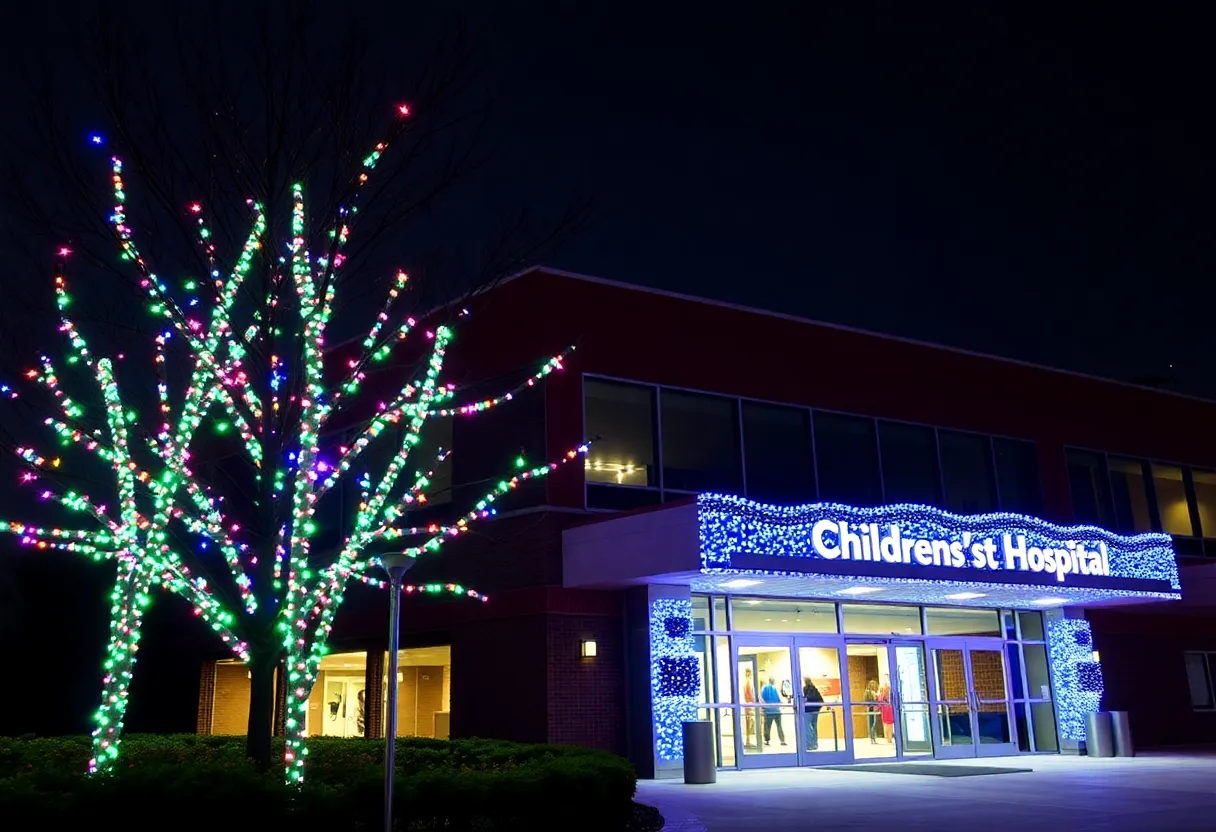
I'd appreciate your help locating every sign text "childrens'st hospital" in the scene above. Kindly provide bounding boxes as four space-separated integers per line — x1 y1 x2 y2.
810 520 1110 583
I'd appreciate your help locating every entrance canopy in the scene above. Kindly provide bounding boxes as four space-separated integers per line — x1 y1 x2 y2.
563 493 1181 609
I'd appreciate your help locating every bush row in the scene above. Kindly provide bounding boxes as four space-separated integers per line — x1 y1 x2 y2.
0 734 638 831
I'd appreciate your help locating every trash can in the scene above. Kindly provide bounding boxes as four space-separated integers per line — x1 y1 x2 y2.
1086 711 1115 758
682 721 716 784
1110 711 1134 757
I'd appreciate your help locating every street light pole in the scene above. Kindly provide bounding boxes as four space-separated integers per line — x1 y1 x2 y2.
381 554 414 832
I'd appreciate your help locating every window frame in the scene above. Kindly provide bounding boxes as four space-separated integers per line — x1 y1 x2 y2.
1184 651 1216 712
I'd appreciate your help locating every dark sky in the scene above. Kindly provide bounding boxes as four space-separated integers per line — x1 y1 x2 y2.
3 2 1213 394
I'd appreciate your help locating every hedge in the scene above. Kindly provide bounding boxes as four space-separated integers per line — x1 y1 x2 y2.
0 734 639 831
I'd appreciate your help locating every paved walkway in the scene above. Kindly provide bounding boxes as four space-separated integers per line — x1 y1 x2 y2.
636 753 1216 831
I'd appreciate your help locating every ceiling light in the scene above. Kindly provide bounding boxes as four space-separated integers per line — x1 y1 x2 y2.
741 600 760 605
945 592 987 601
721 578 762 589
837 586 882 596
1030 597 1068 606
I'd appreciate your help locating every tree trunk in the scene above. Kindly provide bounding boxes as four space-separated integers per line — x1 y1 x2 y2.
89 559 153 774
245 648 278 768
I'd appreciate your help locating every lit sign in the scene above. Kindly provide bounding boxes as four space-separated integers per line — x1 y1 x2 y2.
697 494 1180 590
810 520 1109 583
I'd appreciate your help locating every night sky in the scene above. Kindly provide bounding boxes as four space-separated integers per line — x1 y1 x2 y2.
0 2 1211 736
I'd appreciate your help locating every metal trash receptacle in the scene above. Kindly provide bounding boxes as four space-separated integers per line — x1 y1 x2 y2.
682 721 716 784
1086 711 1115 758
1110 711 1134 757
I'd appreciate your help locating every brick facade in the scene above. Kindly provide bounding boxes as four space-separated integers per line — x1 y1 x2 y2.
196 660 216 734
546 612 625 754
211 661 252 735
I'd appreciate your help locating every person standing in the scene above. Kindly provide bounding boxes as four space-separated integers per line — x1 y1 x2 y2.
743 668 758 749
802 677 824 751
864 679 879 744
879 681 895 742
760 676 787 747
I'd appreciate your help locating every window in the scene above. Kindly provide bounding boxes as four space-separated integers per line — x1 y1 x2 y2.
877 421 941 505
841 603 922 635
924 607 1001 637
583 379 656 487
1185 653 1215 709
729 598 837 633
993 438 1043 516
813 412 881 506
1152 463 1195 536
939 431 996 514
1067 450 1115 528
660 390 743 493
1193 470 1216 539
741 402 815 504
1108 457 1153 533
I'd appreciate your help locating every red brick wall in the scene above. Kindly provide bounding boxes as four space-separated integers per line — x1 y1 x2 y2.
196 661 216 734
546 613 625 755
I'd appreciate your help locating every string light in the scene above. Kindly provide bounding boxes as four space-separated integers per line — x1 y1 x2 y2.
650 598 699 761
1047 617 1104 742
2 104 586 786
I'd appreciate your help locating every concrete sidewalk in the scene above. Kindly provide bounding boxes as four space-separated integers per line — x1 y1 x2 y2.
635 753 1216 831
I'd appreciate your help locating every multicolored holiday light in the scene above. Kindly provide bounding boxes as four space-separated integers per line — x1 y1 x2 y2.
1 105 587 784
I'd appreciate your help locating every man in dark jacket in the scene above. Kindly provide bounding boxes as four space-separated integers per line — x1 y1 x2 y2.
803 678 825 751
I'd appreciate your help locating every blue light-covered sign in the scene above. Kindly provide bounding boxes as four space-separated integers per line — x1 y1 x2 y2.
697 494 1180 590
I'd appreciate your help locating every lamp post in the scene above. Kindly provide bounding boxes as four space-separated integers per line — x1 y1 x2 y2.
381 553 414 832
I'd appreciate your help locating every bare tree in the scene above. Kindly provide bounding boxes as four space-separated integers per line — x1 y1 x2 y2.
0 0 587 777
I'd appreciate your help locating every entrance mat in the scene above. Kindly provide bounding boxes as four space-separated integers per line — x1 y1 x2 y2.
813 763 1032 777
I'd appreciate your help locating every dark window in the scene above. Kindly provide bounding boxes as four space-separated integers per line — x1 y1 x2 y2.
813 412 881 506
742 402 815 504
1066 450 1114 528
993 438 1043 516
660 390 742 493
1108 457 1153 533
877 421 941 505
1151 463 1195 536
939 431 996 514
453 385 544 512
584 379 657 488
587 484 664 511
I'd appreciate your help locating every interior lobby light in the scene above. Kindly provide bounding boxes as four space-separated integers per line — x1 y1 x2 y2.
945 592 987 600
580 639 597 658
720 578 762 589
837 586 883 596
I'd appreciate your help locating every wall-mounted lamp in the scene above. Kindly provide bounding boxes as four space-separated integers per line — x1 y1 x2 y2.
580 640 597 658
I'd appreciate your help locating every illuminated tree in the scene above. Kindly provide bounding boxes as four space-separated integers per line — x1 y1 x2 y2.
0 113 586 782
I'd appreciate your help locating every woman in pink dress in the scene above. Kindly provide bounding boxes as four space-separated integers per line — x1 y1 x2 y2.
878 681 895 740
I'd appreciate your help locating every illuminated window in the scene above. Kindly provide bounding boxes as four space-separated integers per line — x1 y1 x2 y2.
742 402 815 504
1151 463 1195 536
1191 470 1216 539
660 390 742 493
814 412 881 506
841 603 922 635
310 651 369 738
730 598 838 634
924 607 1000 637
939 431 996 515
384 646 452 739
583 379 656 487
1066 450 1115 528
1108 457 1153 533
993 438 1043 516
878 421 941 505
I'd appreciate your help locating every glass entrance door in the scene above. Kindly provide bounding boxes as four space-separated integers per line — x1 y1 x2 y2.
968 640 1018 757
735 639 799 767
891 642 933 757
928 638 1017 758
794 640 848 763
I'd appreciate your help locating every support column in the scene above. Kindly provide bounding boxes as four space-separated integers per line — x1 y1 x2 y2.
1045 607 1103 755
196 660 217 735
644 585 696 779
366 649 386 739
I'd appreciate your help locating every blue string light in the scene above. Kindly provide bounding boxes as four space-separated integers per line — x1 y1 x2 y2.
650 598 699 761
697 494 1179 589
1047 617 1103 741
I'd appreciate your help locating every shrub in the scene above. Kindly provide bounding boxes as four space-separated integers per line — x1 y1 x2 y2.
0 734 637 831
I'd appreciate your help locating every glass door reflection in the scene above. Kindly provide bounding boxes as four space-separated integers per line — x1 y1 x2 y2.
794 641 847 761
735 640 799 767
892 643 933 756
930 641 975 757
968 641 1018 757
